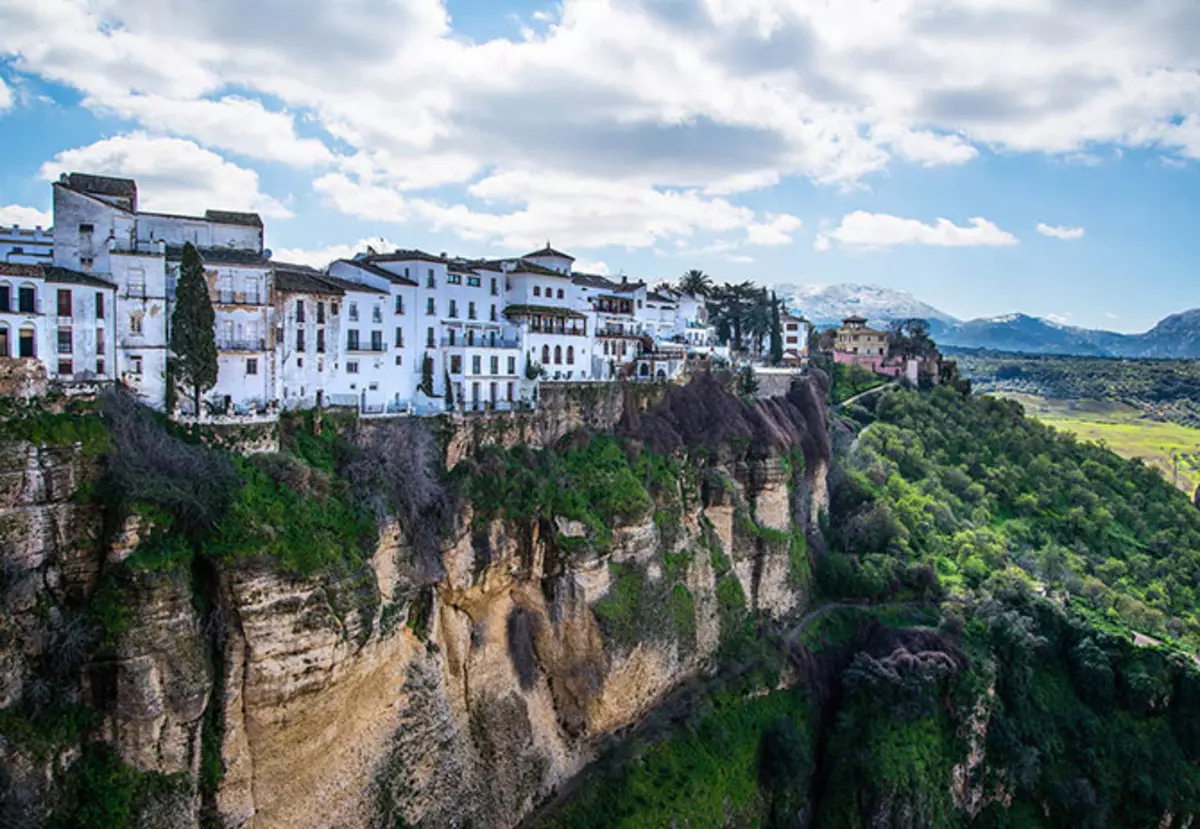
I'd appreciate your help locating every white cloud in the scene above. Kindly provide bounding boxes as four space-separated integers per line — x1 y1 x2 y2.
745 213 803 246
0 205 52 227
40 133 292 218
271 237 399 268
0 77 11 111
573 259 610 275
4 0 1200 245
727 254 756 263
816 211 1019 250
1104 311 1120 320
97 95 334 167
1036 222 1085 240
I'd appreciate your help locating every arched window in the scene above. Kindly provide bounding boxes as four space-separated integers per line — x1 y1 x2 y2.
566 346 574 365
554 345 562 364
18 282 37 314
0 281 11 313
533 286 541 297
557 289 564 299
0 322 9 358
541 344 550 364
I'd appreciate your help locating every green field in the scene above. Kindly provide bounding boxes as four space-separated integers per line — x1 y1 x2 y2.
998 393 1200 496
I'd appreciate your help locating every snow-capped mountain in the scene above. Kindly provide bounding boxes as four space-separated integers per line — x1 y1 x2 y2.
779 283 959 327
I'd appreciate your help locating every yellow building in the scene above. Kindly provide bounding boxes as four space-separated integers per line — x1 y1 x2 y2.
834 315 888 357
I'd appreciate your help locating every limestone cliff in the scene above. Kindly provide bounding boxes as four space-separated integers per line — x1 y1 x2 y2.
0 376 830 828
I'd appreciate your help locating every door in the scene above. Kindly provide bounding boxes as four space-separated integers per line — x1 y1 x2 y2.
18 327 35 358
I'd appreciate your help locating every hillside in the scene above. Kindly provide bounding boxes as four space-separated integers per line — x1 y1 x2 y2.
783 283 1200 358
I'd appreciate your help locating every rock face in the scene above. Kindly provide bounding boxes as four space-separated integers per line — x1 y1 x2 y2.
0 376 829 829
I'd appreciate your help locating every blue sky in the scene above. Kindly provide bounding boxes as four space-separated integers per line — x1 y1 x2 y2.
1 0 1198 333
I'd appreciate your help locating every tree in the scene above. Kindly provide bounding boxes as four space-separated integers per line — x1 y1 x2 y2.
707 281 758 351
887 318 936 359
170 242 218 416
443 369 455 410
679 268 713 297
769 291 784 365
418 354 434 396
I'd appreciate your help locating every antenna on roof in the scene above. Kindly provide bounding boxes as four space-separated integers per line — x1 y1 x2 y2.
366 245 378 256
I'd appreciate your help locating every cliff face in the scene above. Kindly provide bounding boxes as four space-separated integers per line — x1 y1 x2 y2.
0 376 830 829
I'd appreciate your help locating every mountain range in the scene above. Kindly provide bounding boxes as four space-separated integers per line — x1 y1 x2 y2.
780 283 1200 359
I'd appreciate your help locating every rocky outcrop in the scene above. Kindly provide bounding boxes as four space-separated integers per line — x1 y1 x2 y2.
0 375 830 829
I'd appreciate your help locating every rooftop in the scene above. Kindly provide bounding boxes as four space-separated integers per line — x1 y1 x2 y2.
571 272 618 290
362 248 447 265
315 271 388 295
0 263 46 279
272 262 344 296
61 172 137 201
522 243 575 261
503 304 587 320
43 265 117 289
204 210 264 229
165 245 269 266
334 258 419 287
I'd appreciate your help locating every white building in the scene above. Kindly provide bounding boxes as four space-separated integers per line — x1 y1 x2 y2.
272 262 345 411
780 310 810 365
501 258 591 382
572 272 642 380
639 288 680 343
1 226 54 266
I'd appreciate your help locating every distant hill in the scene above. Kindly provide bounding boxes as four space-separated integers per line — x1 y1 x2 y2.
781 282 1200 359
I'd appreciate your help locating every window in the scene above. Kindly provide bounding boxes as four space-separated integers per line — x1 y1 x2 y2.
490 305 497 322
0 284 8 312
296 300 305 322
371 330 383 351
426 297 436 315
317 302 325 324
57 289 72 317
557 289 564 300
96 328 105 355
79 222 94 235
128 355 143 376
96 358 105 375
372 305 382 324
467 275 480 287
786 337 797 345
449 329 456 346
395 327 404 348
490 356 499 375
426 327 435 347
533 286 541 297
468 301 476 320
450 355 462 374
542 345 550 364
507 356 516 374
296 329 305 352
603 342 609 356
331 302 339 316
347 361 359 374
246 358 258 375
567 346 574 365
491 278 498 296
316 329 326 353
472 355 481 375
447 273 462 285
58 359 73 376
554 345 562 365
18 285 36 313
426 268 435 288
130 314 144 335
449 299 458 318
349 302 359 321
347 329 360 350
466 330 475 346
369 382 379 391
394 295 405 315
507 382 514 401
395 355 403 366
18 327 35 358
95 292 105 319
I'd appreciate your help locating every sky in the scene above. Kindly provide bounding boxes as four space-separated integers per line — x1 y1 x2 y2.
0 0 1198 333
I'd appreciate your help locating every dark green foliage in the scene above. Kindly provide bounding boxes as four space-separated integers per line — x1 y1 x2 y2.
0 396 107 451
830 362 888 404
737 364 759 397
170 242 218 413
47 744 189 829
443 368 454 409
960 353 1200 428
833 387 1200 642
769 291 784 365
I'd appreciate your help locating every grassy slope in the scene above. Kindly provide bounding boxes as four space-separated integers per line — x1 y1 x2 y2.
997 392 1200 495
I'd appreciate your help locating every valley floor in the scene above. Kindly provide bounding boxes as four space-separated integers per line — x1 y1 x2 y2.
997 393 1200 496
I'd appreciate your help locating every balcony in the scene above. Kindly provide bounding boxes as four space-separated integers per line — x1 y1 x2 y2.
440 338 520 349
216 290 266 306
529 322 587 336
346 343 387 353
217 338 267 352
109 238 166 256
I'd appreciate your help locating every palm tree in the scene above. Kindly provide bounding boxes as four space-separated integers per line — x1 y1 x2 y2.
743 288 776 356
679 269 713 298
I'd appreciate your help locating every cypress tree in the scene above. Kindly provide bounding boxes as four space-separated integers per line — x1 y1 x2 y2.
170 242 218 416
419 354 434 397
444 368 455 410
769 291 784 365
